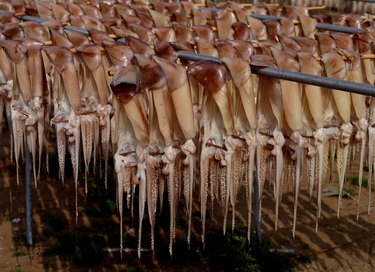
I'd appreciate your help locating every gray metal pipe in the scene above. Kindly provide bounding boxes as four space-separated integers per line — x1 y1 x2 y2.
198 8 364 34
349 0 375 3
1 7 365 36
176 51 375 97
0 10 90 35
5 10 375 96
249 13 364 34
63 25 90 36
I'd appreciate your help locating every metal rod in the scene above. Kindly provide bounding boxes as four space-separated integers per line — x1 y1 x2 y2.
0 10 91 36
249 14 363 34
176 51 375 97
19 15 45 24
1 7 364 38
63 25 90 36
350 0 375 3
25 142 33 246
198 8 364 34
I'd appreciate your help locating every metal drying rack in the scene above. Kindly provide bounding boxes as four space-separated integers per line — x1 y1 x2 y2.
1 6 375 246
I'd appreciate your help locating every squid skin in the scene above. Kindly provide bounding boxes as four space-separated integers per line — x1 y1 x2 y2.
316 33 337 54
78 44 112 187
189 60 234 242
222 57 257 130
113 103 138 258
111 65 149 147
278 35 301 58
78 45 110 105
193 25 214 43
188 61 234 136
264 20 281 40
215 41 236 58
11 99 26 185
63 30 90 48
102 41 134 68
297 52 324 129
227 40 253 62
298 14 317 38
271 47 303 132
255 56 283 223
153 27 176 43
271 47 304 235
154 42 177 62
200 145 216 246
222 57 258 234
247 16 268 40
246 132 257 242
215 9 236 40
149 9 171 27
343 51 368 219
153 58 197 242
356 32 375 85
135 54 174 146
130 24 157 44
146 153 161 254
1 40 35 184
368 123 375 215
192 9 208 26
322 52 352 218
297 52 326 230
172 22 193 43
44 46 82 221
322 52 351 123
66 111 81 223
126 35 155 59
293 37 318 55
21 38 47 181
42 46 81 113
280 17 296 37
137 146 147 259
1 40 32 103
231 21 250 41
136 54 178 256
153 56 196 140
50 29 74 49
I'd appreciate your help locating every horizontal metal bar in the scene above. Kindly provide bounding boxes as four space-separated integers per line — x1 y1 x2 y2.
349 0 375 2
177 51 222 63
6 10 375 96
199 7 363 34
315 23 363 34
0 10 91 36
19 15 45 24
249 14 363 34
63 25 89 36
176 51 375 97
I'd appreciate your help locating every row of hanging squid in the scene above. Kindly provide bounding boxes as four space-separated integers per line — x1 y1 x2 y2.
286 0 375 15
0 0 375 258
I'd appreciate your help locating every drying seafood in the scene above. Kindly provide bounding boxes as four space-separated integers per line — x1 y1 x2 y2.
2 0 375 259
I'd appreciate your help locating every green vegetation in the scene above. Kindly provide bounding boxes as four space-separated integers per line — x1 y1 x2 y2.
12 248 27 257
37 156 294 271
3 214 11 221
348 175 369 188
45 231 107 266
195 231 294 271
42 202 109 266
122 267 142 272
9 268 24 272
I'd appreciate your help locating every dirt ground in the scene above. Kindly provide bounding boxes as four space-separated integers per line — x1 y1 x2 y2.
1 126 375 271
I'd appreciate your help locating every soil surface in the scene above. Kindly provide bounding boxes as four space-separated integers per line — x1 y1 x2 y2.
1 126 375 272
